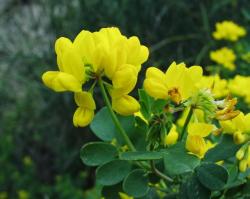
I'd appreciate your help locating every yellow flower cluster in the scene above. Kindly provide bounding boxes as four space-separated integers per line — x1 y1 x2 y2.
197 75 229 99
210 47 236 70
228 75 250 104
42 27 149 127
144 62 202 104
213 21 246 41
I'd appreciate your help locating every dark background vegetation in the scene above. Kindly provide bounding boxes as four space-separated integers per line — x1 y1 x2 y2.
0 0 250 198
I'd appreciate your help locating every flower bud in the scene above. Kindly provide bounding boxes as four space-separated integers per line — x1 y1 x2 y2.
165 124 178 146
239 159 248 172
236 148 245 160
233 131 246 144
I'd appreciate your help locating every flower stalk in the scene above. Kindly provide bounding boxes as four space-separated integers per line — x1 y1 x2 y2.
98 78 136 151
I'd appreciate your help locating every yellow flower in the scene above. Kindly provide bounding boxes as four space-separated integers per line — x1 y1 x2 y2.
17 190 29 199
165 124 179 146
42 37 85 92
73 92 96 127
196 75 229 99
119 192 133 199
186 122 214 158
210 47 236 70
74 27 148 116
144 62 203 104
111 94 140 116
228 75 250 105
213 21 246 41
42 27 149 127
220 112 250 144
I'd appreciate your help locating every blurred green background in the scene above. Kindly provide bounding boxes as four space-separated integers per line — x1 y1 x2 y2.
0 0 250 198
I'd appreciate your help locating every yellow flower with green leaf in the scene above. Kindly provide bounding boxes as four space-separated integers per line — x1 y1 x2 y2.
213 21 246 41
210 47 236 70
143 62 203 104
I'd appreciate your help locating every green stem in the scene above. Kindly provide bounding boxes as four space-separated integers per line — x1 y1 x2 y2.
180 107 193 141
98 79 136 151
150 160 173 183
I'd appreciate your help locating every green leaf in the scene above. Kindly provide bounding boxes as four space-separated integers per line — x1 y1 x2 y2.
204 135 241 162
163 143 200 175
151 99 168 114
179 175 211 199
120 151 162 161
138 89 153 119
195 163 228 190
96 160 131 186
123 169 149 197
102 183 123 199
90 107 135 142
80 142 118 166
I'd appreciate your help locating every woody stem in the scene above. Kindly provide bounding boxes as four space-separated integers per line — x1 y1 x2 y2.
98 78 136 151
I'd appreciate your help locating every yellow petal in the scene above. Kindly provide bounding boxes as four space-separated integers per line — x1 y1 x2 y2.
188 65 203 82
74 92 96 110
112 64 137 96
146 67 167 85
165 124 179 146
55 37 73 71
188 122 214 137
186 135 207 158
73 107 94 127
61 47 85 82
42 71 82 92
144 79 168 99
112 95 140 115
55 37 72 56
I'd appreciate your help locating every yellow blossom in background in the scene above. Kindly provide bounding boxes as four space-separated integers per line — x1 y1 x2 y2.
196 75 229 99
144 62 203 104
22 156 32 166
73 92 96 127
17 190 29 199
228 75 250 104
186 122 215 158
219 112 250 144
213 21 246 41
210 47 236 70
165 124 179 146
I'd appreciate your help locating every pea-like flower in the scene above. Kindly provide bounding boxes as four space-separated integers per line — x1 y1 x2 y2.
185 122 215 158
42 27 149 127
143 62 203 104
213 21 246 41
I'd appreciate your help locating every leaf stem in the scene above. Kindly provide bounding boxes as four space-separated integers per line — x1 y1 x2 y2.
180 107 193 141
150 160 173 182
98 79 136 151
